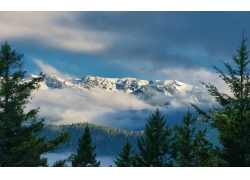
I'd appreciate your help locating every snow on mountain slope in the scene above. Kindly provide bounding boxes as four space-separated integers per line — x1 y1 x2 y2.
24 74 206 106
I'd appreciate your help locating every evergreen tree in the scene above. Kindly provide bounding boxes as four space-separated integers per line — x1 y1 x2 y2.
0 41 70 167
52 155 73 167
71 124 100 167
193 129 226 166
171 111 197 166
133 108 172 167
192 35 250 166
114 139 134 167
171 110 222 166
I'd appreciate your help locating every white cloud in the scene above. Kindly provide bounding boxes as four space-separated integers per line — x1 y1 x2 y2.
34 59 73 79
159 67 232 97
27 87 153 129
0 12 111 53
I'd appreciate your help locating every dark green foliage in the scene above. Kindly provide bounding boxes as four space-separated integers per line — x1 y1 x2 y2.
133 108 172 167
192 37 250 166
71 124 100 167
194 129 226 166
43 122 143 156
52 155 73 167
114 139 134 167
171 110 224 166
0 42 70 167
52 159 68 167
171 110 197 166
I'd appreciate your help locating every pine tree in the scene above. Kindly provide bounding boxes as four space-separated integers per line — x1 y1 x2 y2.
171 111 197 166
133 108 172 167
114 139 134 167
0 41 70 167
193 128 226 166
192 35 250 166
71 124 100 167
171 110 222 166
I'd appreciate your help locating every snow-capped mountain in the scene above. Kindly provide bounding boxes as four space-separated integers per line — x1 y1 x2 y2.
25 74 206 106
40 75 150 93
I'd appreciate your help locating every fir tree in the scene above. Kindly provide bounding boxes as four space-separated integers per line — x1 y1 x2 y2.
192 35 250 166
171 111 197 166
0 41 70 167
114 139 134 167
171 110 222 166
133 108 172 167
71 124 100 167
194 128 226 166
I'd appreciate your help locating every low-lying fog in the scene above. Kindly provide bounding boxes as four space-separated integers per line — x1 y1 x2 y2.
43 152 115 167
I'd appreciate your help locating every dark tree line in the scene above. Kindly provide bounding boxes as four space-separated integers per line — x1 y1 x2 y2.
114 108 226 167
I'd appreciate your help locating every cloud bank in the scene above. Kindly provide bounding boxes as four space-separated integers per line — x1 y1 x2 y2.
25 61 232 130
27 86 154 130
34 59 74 79
159 67 232 97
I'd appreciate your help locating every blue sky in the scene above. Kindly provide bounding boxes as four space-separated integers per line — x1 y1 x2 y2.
1 11 250 87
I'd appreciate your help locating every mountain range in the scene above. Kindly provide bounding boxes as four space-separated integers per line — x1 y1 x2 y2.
25 74 207 107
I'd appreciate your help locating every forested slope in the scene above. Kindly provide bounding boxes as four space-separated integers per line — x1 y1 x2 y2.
42 122 143 156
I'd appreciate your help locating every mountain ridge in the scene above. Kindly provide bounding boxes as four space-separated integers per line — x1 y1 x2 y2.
24 74 207 106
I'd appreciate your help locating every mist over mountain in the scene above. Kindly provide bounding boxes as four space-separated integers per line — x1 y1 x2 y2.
28 74 206 103
25 74 213 130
